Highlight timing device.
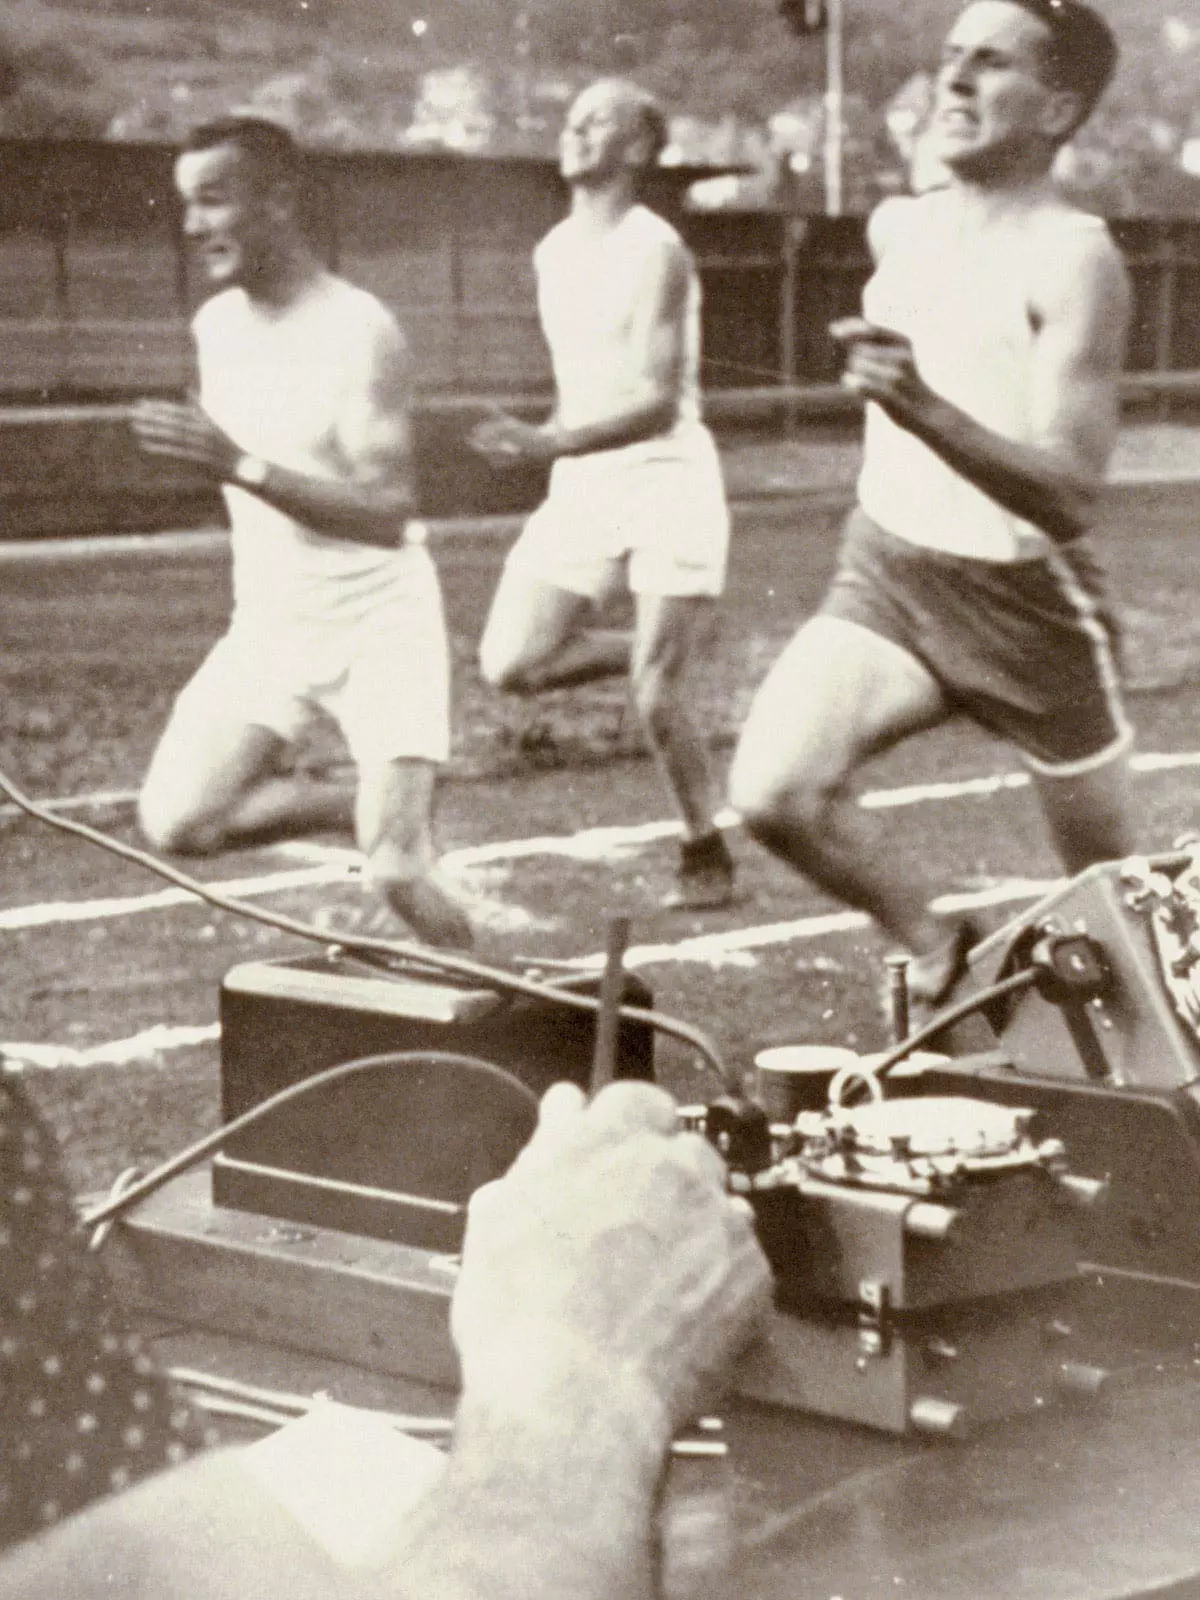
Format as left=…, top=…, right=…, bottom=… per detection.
left=105, top=846, right=1200, bottom=1432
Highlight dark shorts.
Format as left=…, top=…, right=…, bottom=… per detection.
left=820, top=509, right=1132, bottom=773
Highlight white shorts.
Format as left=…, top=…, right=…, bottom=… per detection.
left=176, top=545, right=451, bottom=766
left=505, top=424, right=730, bottom=602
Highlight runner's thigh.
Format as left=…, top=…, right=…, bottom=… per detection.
left=479, top=568, right=595, bottom=682
left=730, top=615, right=946, bottom=805
left=140, top=639, right=293, bottom=830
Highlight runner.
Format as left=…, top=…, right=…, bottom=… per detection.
left=472, top=79, right=736, bottom=911
left=132, top=116, right=471, bottom=948
left=730, top=0, right=1133, bottom=1009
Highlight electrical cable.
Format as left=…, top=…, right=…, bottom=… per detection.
left=81, top=1048, right=535, bottom=1236
left=169, top=1368, right=725, bottom=1456
left=872, top=968, right=1039, bottom=1082
left=0, top=764, right=732, bottom=1087
left=167, top=1366, right=454, bottom=1434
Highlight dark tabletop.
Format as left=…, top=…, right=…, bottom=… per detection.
left=145, top=1323, right=1200, bottom=1600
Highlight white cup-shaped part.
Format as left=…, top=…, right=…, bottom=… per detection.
left=754, top=1045, right=860, bottom=1118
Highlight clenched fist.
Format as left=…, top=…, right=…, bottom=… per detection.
left=451, top=1080, right=772, bottom=1444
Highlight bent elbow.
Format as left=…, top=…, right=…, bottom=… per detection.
left=637, top=395, right=679, bottom=442
left=1053, top=477, right=1100, bottom=543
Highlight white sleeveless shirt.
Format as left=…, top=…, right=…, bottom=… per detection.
left=857, top=192, right=1112, bottom=563
left=194, top=273, right=412, bottom=628
left=534, top=203, right=705, bottom=449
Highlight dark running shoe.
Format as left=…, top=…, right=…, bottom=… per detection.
left=663, top=830, right=738, bottom=912
left=902, top=917, right=981, bottom=1034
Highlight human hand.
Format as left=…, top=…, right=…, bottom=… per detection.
left=468, top=410, right=556, bottom=467
left=451, top=1081, right=772, bottom=1441
left=130, top=398, right=242, bottom=479
left=829, top=317, right=930, bottom=422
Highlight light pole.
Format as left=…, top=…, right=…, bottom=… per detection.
left=823, top=0, right=844, bottom=216
left=514, top=5, right=532, bottom=141
left=778, top=0, right=844, bottom=217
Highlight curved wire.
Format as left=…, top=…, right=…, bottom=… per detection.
left=81, top=1048, right=537, bottom=1235
left=0, top=765, right=732, bottom=1087
left=873, top=968, right=1040, bottom=1082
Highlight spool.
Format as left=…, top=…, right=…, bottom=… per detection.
left=753, top=1045, right=859, bottom=1121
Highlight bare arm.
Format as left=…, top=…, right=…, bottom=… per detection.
left=836, top=220, right=1131, bottom=543
left=471, top=238, right=692, bottom=465
left=131, top=313, right=416, bottom=549
left=0, top=1085, right=769, bottom=1600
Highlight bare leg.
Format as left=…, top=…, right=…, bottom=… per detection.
left=1030, top=751, right=1136, bottom=874
left=729, top=617, right=949, bottom=953
left=357, top=758, right=473, bottom=949
left=139, top=677, right=351, bottom=855
left=630, top=593, right=722, bottom=840
left=479, top=570, right=628, bottom=693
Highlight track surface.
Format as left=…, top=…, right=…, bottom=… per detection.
left=4, top=479, right=1200, bottom=1193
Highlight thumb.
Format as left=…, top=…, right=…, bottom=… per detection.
left=512, top=1081, right=587, bottom=1169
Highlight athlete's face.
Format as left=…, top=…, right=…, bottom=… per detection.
left=931, top=2, right=1080, bottom=179
left=175, top=143, right=282, bottom=289
left=559, top=84, right=647, bottom=186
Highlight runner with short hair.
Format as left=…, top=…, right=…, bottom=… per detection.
left=132, top=115, right=471, bottom=949
left=730, top=0, right=1134, bottom=1009
left=473, top=79, right=736, bottom=911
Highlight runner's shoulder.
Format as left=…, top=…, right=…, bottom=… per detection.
left=191, top=285, right=244, bottom=340
left=309, top=274, right=409, bottom=382
left=865, top=192, right=930, bottom=260
left=1026, top=200, right=1129, bottom=308
left=321, top=272, right=405, bottom=339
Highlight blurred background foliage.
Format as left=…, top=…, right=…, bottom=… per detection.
left=2, top=0, right=1200, bottom=213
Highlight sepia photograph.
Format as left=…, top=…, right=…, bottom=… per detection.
left=5, top=2, right=1200, bottom=1594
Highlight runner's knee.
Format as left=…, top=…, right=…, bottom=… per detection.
left=730, top=758, right=841, bottom=849
left=137, top=788, right=225, bottom=856
left=630, top=658, right=679, bottom=736
left=367, top=836, right=427, bottom=887
left=478, top=631, right=536, bottom=694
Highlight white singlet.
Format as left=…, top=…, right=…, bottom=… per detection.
left=506, top=204, right=729, bottom=600
left=536, top=203, right=704, bottom=436
left=857, top=192, right=1113, bottom=563
left=187, top=272, right=449, bottom=764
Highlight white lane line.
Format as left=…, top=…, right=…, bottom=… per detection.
left=860, top=773, right=1031, bottom=809
left=5, top=746, right=1198, bottom=935
left=0, top=817, right=705, bottom=931
left=3, top=1023, right=220, bottom=1072
left=859, top=749, right=1200, bottom=811
left=0, top=788, right=138, bottom=820
left=0, top=863, right=354, bottom=932
left=4, top=875, right=1062, bottom=1070
left=8, top=744, right=1200, bottom=832
left=565, top=877, right=1060, bottom=973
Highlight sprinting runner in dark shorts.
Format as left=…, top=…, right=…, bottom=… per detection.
left=730, top=0, right=1134, bottom=1013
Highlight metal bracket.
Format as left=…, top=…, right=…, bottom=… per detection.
left=856, top=1277, right=892, bottom=1361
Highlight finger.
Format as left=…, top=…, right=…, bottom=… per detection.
left=587, top=1080, right=679, bottom=1139
left=532, top=1081, right=587, bottom=1145
left=842, top=359, right=895, bottom=390
left=672, top=1127, right=733, bottom=1190
left=132, top=423, right=196, bottom=450
left=503, top=1081, right=586, bottom=1176
left=831, top=317, right=908, bottom=348
left=829, top=315, right=875, bottom=344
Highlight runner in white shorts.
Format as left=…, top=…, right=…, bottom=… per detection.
left=132, top=115, right=471, bottom=948
left=472, top=79, right=736, bottom=911
left=730, top=0, right=1136, bottom=1013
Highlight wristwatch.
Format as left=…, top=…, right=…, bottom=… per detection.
left=232, top=453, right=270, bottom=490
